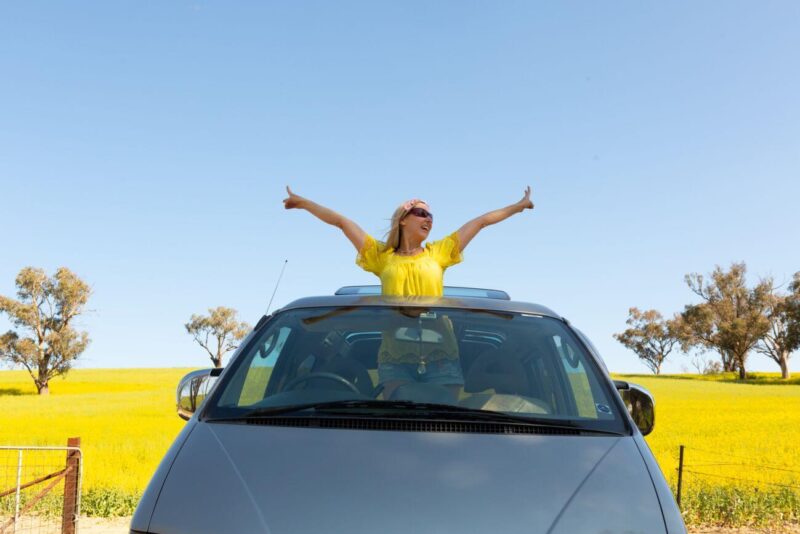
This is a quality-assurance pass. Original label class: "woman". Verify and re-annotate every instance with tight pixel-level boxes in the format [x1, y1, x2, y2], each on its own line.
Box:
[283, 186, 534, 398]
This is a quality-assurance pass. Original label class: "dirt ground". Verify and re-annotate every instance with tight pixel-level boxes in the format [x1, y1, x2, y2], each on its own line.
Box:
[78, 516, 132, 533]
[71, 519, 800, 534]
[690, 527, 800, 534]
[9, 516, 131, 534]
[67, 517, 800, 534]
[18, 517, 798, 534]
[689, 525, 800, 534]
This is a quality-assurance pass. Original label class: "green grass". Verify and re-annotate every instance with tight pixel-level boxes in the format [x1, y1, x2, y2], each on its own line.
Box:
[622, 371, 800, 386]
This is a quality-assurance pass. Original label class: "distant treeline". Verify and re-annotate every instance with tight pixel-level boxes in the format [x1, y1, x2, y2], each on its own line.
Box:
[615, 262, 799, 379]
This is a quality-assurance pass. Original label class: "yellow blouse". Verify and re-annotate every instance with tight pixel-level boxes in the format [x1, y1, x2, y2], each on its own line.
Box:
[355, 232, 463, 296]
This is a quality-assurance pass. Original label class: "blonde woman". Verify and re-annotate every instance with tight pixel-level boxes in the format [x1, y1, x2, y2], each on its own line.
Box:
[283, 186, 534, 398]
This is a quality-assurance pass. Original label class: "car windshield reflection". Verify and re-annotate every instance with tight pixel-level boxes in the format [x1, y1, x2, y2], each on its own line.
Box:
[203, 306, 625, 434]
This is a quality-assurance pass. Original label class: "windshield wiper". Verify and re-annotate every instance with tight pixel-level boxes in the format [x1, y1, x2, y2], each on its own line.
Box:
[208, 400, 620, 434]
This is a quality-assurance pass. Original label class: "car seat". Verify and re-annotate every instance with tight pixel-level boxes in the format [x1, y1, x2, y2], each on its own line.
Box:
[464, 349, 531, 396]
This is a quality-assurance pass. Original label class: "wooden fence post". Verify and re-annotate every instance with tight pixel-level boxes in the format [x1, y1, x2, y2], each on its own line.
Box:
[61, 437, 81, 534]
[676, 444, 684, 509]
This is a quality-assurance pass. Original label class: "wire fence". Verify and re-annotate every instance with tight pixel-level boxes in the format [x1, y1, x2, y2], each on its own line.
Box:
[676, 444, 800, 507]
[0, 439, 81, 534]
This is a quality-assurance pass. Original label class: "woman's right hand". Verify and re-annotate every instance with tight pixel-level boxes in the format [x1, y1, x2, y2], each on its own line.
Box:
[283, 185, 367, 252]
[283, 186, 305, 209]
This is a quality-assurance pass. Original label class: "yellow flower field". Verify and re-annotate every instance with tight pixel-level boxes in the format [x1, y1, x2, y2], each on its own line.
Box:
[0, 368, 188, 494]
[624, 374, 800, 491]
[1, 368, 799, 524]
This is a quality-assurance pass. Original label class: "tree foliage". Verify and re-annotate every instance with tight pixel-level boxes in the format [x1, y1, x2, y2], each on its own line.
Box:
[0, 267, 91, 395]
[680, 262, 772, 380]
[614, 308, 681, 375]
[755, 273, 800, 379]
[185, 307, 251, 368]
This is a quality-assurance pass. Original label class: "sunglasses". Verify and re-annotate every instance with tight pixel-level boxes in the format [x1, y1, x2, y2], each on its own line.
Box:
[407, 207, 433, 220]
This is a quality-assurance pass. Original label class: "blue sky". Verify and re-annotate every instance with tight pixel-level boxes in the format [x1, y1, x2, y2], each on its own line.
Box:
[1, 1, 799, 374]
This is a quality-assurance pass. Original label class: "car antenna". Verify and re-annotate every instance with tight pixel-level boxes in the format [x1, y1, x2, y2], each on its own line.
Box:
[266, 259, 288, 315]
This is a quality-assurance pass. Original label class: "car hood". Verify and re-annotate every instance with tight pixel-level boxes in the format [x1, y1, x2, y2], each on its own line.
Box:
[146, 421, 666, 533]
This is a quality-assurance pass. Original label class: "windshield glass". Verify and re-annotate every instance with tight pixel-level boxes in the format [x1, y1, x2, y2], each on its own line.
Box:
[204, 306, 625, 433]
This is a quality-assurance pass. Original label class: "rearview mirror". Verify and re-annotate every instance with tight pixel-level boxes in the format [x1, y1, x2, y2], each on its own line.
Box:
[394, 327, 444, 343]
[614, 381, 655, 436]
[177, 369, 220, 421]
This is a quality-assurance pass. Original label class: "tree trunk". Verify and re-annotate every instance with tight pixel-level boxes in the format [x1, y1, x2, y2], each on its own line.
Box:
[738, 365, 746, 380]
[721, 351, 736, 372]
[36, 363, 50, 394]
[779, 355, 790, 379]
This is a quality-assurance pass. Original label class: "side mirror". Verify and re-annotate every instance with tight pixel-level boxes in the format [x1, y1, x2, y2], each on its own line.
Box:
[614, 381, 655, 436]
[177, 369, 220, 421]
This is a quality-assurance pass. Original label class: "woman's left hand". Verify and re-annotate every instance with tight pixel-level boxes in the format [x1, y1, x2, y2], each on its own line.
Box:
[283, 186, 306, 209]
[518, 186, 534, 210]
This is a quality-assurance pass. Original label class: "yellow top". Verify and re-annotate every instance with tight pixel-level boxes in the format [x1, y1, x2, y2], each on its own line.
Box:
[355, 232, 463, 297]
[356, 232, 463, 364]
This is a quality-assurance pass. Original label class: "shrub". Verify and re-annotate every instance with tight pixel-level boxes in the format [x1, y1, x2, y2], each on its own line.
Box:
[81, 487, 140, 517]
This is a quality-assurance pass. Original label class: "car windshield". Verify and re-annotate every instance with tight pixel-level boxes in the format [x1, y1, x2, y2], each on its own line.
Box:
[203, 306, 626, 434]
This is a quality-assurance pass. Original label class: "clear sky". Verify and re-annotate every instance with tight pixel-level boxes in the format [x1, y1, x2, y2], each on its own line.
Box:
[2, 1, 799, 374]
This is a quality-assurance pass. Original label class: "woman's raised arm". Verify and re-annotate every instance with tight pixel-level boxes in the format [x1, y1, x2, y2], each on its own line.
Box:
[456, 186, 534, 252]
[283, 186, 367, 252]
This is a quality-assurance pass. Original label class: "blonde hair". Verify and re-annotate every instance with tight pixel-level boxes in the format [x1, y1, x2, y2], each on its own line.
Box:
[381, 199, 427, 252]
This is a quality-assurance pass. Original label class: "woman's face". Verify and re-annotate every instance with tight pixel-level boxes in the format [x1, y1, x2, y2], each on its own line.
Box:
[400, 202, 433, 242]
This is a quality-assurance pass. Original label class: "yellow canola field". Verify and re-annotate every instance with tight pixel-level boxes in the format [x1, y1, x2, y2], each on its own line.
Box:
[621, 373, 800, 493]
[1, 368, 799, 498]
[0, 368, 189, 494]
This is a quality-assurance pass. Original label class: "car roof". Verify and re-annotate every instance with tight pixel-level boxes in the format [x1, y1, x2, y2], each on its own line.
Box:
[276, 294, 562, 319]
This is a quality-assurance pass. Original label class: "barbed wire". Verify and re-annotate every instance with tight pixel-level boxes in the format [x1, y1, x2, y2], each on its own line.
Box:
[684, 461, 800, 476]
[683, 470, 800, 491]
[683, 446, 799, 471]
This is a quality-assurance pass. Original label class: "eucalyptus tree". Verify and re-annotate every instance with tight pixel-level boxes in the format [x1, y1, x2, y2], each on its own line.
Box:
[681, 262, 772, 380]
[0, 267, 91, 395]
[614, 308, 681, 375]
[185, 307, 251, 368]
[755, 273, 800, 379]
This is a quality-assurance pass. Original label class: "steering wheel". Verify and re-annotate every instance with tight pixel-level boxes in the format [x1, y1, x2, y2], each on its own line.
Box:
[284, 372, 361, 395]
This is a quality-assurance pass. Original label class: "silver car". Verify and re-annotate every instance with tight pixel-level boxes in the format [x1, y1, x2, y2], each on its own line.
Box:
[131, 287, 685, 533]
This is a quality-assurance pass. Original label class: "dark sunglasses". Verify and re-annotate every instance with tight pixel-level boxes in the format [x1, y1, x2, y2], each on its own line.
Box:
[407, 207, 433, 220]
